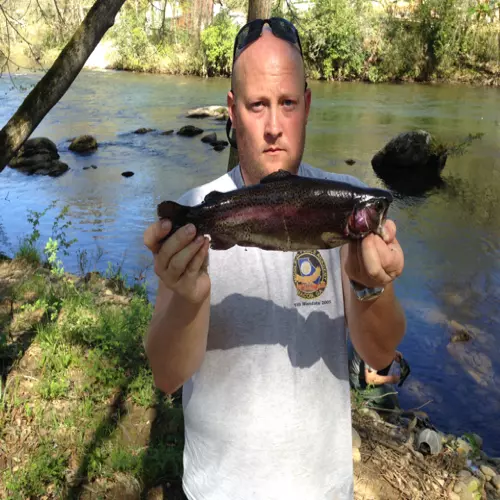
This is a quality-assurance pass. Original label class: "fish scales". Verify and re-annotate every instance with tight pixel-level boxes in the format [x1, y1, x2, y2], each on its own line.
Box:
[157, 170, 393, 252]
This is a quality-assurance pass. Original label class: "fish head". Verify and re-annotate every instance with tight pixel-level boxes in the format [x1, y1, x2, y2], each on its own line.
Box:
[347, 191, 392, 238]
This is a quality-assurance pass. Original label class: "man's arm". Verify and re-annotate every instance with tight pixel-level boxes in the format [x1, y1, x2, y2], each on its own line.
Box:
[145, 281, 210, 394]
[143, 219, 211, 395]
[341, 219, 406, 371]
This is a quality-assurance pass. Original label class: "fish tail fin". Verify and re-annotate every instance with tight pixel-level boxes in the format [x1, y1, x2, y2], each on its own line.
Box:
[157, 201, 192, 233]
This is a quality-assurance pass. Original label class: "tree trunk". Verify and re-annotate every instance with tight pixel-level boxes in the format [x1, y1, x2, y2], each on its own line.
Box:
[0, 0, 127, 173]
[227, 0, 272, 173]
[247, 0, 272, 21]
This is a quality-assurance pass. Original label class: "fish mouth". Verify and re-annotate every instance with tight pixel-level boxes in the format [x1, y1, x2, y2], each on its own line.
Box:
[347, 197, 390, 238]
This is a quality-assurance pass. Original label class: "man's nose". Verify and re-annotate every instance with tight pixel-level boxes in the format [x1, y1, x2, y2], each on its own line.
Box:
[264, 107, 282, 140]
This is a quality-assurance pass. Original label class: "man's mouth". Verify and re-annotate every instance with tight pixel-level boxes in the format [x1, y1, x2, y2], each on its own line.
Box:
[264, 147, 283, 153]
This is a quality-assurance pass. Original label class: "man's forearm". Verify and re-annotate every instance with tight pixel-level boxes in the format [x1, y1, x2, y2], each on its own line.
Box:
[345, 281, 406, 371]
[145, 291, 210, 394]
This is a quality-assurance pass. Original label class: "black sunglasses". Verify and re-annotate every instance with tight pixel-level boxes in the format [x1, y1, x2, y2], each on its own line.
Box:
[232, 17, 303, 64]
[227, 18, 306, 149]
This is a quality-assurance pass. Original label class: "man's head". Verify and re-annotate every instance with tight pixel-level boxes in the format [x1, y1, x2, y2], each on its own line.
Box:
[227, 19, 311, 185]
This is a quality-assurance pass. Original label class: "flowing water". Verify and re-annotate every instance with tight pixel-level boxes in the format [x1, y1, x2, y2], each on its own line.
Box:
[1, 70, 499, 454]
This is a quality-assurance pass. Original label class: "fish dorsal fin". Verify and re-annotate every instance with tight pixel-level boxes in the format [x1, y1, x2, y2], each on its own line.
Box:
[260, 169, 292, 184]
[204, 190, 224, 203]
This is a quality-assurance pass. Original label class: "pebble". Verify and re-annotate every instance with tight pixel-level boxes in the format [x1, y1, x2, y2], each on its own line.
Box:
[456, 438, 473, 457]
[352, 428, 361, 449]
[459, 470, 472, 479]
[492, 475, 500, 490]
[359, 407, 382, 421]
[448, 492, 460, 500]
[481, 465, 497, 479]
[352, 448, 361, 463]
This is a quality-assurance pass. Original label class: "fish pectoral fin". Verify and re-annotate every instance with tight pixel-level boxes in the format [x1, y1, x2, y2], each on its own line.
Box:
[260, 169, 293, 184]
[321, 232, 346, 249]
[210, 234, 235, 251]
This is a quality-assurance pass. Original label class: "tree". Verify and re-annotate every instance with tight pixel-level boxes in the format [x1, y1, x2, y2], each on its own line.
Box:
[0, 0, 128, 172]
[227, 0, 272, 172]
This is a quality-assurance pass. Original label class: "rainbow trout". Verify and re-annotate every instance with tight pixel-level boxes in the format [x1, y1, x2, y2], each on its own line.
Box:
[157, 170, 393, 251]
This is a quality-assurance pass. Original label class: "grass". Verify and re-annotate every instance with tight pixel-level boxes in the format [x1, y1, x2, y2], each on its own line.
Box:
[0, 256, 185, 499]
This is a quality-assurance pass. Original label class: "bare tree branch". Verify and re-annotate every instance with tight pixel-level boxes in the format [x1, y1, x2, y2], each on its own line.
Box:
[0, 0, 128, 172]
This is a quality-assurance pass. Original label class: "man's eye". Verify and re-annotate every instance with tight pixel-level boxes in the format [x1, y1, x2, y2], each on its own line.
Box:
[251, 102, 263, 110]
[283, 99, 296, 108]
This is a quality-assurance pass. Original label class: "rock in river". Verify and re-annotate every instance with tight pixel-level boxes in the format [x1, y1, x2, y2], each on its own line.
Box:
[69, 134, 98, 153]
[133, 127, 155, 134]
[186, 106, 229, 121]
[372, 130, 447, 174]
[371, 130, 448, 195]
[201, 132, 217, 144]
[8, 137, 69, 177]
[177, 125, 204, 137]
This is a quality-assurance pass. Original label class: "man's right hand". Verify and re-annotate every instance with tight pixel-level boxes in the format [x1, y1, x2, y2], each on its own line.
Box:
[143, 219, 211, 304]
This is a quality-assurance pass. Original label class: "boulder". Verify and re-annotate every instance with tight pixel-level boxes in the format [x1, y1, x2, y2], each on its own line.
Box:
[201, 132, 217, 144]
[186, 106, 229, 121]
[161, 129, 174, 135]
[121, 171, 134, 178]
[212, 140, 229, 151]
[69, 134, 98, 153]
[371, 130, 448, 196]
[17, 137, 58, 157]
[372, 130, 447, 174]
[177, 125, 204, 137]
[8, 137, 69, 177]
[133, 128, 155, 134]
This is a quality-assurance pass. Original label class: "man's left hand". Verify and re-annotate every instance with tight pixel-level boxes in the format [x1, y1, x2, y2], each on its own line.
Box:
[344, 219, 404, 289]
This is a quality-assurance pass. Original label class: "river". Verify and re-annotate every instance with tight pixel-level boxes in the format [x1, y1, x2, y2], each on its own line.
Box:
[1, 70, 499, 455]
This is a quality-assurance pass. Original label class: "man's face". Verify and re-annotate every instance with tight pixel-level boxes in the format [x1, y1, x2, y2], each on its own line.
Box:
[228, 27, 311, 185]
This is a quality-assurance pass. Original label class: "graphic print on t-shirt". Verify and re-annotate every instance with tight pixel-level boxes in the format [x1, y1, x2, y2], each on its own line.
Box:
[293, 250, 328, 300]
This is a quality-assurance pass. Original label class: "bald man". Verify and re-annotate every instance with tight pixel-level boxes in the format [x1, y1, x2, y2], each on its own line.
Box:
[144, 19, 405, 500]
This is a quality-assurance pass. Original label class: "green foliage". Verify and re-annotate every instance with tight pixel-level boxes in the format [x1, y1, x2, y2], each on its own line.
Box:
[200, 11, 239, 77]
[301, 0, 368, 80]
[15, 201, 76, 274]
[3, 442, 68, 498]
[110, 4, 160, 72]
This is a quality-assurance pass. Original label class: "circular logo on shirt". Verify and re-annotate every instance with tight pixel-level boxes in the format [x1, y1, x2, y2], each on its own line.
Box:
[293, 250, 328, 299]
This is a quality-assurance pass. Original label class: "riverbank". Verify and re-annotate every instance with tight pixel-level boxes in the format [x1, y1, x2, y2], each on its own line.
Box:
[1, 249, 499, 499]
[83, 42, 500, 88]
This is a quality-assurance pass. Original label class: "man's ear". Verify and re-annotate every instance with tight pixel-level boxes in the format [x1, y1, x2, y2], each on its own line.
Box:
[227, 90, 236, 126]
[304, 88, 312, 123]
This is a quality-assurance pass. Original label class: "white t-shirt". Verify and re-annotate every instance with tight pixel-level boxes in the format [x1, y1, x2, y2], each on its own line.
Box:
[177, 163, 366, 500]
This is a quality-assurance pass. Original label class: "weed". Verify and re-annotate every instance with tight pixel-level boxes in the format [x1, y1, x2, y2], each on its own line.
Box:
[3, 441, 68, 498]
[129, 366, 155, 408]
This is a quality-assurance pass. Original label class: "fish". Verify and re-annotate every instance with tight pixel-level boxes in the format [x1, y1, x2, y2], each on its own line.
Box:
[157, 169, 393, 252]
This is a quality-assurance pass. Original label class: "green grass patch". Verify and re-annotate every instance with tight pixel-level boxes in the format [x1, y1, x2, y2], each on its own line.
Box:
[3, 441, 69, 499]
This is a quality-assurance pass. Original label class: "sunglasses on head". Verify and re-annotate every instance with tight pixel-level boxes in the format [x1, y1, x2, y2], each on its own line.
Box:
[232, 17, 303, 64]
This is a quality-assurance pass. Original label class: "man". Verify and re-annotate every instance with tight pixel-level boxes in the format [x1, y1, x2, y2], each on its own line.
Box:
[143, 18, 406, 500]
[349, 346, 403, 411]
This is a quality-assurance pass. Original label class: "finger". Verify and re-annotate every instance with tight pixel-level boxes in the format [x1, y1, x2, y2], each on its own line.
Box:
[163, 233, 205, 284]
[185, 237, 210, 274]
[157, 223, 197, 269]
[373, 236, 404, 278]
[361, 235, 391, 284]
[380, 219, 396, 244]
[144, 219, 172, 254]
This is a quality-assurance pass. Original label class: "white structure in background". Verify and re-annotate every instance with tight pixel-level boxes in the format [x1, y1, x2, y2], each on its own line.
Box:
[145, 0, 183, 34]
